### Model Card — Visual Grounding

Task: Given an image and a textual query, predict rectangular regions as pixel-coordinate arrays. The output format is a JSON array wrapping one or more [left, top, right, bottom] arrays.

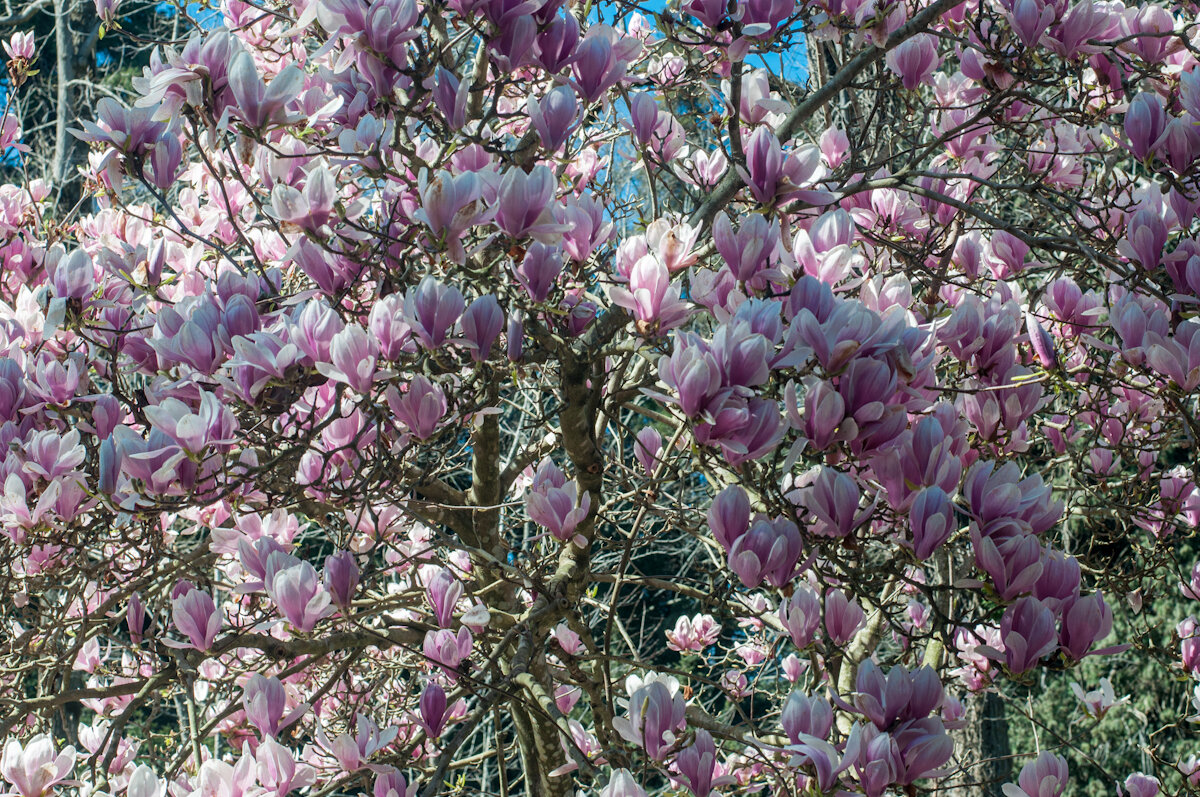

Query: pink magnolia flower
[[609, 255, 692, 335], [169, 582, 222, 652], [266, 559, 335, 632], [525, 458, 591, 546], [885, 34, 940, 90], [600, 770, 647, 797], [242, 674, 307, 738], [665, 614, 720, 653], [0, 735, 75, 797], [317, 325, 378, 394], [613, 673, 686, 760], [3, 32, 34, 61], [1069, 678, 1127, 720], [386, 376, 448, 441], [227, 50, 304, 131], [423, 628, 473, 678]]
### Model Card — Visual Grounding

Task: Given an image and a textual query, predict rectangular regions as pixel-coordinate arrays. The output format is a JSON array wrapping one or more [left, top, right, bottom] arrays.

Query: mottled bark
[[948, 691, 1012, 797]]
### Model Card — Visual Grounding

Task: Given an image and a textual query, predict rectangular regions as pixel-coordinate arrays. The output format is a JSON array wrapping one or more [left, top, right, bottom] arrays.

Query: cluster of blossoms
[[0, 0, 1195, 795]]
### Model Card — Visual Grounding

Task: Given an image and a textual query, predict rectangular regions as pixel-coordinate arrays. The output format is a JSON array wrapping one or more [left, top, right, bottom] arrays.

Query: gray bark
[[949, 690, 1013, 797]]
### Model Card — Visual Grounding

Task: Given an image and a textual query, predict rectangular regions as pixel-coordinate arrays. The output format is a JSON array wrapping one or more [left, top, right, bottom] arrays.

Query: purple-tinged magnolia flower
[[1032, 549, 1082, 612], [1118, 208, 1168, 270], [403, 277, 465, 350], [610, 255, 692, 335], [658, 333, 723, 417], [267, 560, 335, 632], [323, 551, 359, 610], [495, 166, 562, 240], [854, 662, 944, 731], [48, 249, 95, 301], [885, 34, 939, 90], [426, 567, 463, 628], [1145, 320, 1200, 392], [506, 312, 524, 362], [1008, 0, 1054, 47], [782, 692, 834, 744], [127, 592, 148, 645], [487, 14, 537, 69], [528, 86, 579, 152], [1059, 591, 1114, 661], [0, 734, 75, 797], [513, 242, 564, 303], [599, 769, 647, 797], [418, 682, 449, 739], [708, 485, 750, 552], [367, 296, 414, 361], [713, 212, 778, 284], [289, 239, 361, 294], [1182, 561, 1200, 601], [1026, 310, 1058, 370], [780, 588, 821, 649], [228, 50, 304, 130], [612, 673, 686, 760], [1123, 773, 1160, 797], [238, 536, 290, 591], [318, 325, 378, 393], [727, 516, 803, 588], [535, 12, 579, 73], [318, 714, 398, 773], [799, 466, 871, 539], [824, 589, 865, 646], [557, 193, 613, 262], [256, 735, 316, 797], [787, 732, 851, 793], [423, 628, 473, 678], [786, 378, 853, 451], [737, 127, 830, 207], [170, 582, 222, 651], [460, 295, 504, 362], [893, 717, 954, 784], [431, 67, 469, 130], [634, 427, 662, 475], [973, 528, 1044, 601], [741, 0, 795, 35], [374, 769, 418, 797], [1180, 616, 1200, 675], [3, 32, 33, 61], [909, 487, 956, 560], [414, 171, 490, 262], [526, 458, 591, 545], [711, 397, 786, 466], [963, 459, 1062, 534], [999, 597, 1058, 674], [570, 24, 640, 103], [675, 729, 726, 797], [665, 614, 720, 653], [1152, 116, 1200, 173], [147, 130, 184, 189], [242, 674, 306, 739], [846, 723, 901, 797], [270, 166, 335, 232], [1045, 0, 1115, 59], [386, 376, 448, 441], [72, 97, 164, 154], [628, 93, 659, 146]]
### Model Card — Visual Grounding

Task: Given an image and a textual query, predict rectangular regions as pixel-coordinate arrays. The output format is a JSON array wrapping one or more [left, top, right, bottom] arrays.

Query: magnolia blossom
[[0, 735, 75, 797]]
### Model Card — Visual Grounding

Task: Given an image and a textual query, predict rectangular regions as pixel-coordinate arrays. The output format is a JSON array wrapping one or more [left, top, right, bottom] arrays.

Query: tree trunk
[[52, 0, 83, 212], [948, 690, 1012, 797]]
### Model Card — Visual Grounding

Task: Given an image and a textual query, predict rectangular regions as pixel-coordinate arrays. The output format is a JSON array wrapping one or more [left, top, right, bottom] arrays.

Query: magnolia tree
[[0, 0, 1199, 795]]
